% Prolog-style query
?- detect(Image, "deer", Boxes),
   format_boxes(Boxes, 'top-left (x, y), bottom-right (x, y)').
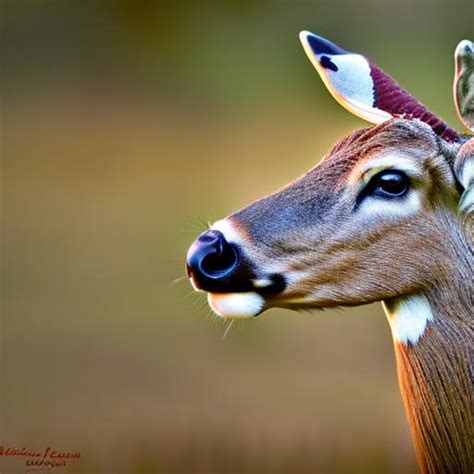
top-left (186, 32), bottom-right (473, 474)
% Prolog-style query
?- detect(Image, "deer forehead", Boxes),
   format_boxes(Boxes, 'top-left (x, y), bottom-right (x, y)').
top-left (311, 120), bottom-right (442, 187)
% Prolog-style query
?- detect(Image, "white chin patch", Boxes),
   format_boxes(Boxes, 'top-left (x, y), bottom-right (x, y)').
top-left (207, 292), bottom-right (265, 319)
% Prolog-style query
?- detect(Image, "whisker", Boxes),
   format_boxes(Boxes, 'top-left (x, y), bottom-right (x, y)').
top-left (179, 227), bottom-right (204, 234)
top-left (186, 291), bottom-right (229, 326)
top-left (180, 217), bottom-right (211, 235)
top-left (170, 276), bottom-right (187, 287)
top-left (193, 295), bottom-right (211, 320)
top-left (197, 216), bottom-right (211, 230)
top-left (221, 320), bottom-right (235, 341)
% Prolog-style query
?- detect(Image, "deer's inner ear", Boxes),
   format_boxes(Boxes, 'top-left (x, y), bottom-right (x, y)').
top-left (454, 39), bottom-right (474, 133)
top-left (299, 31), bottom-right (390, 125)
top-left (299, 31), bottom-right (459, 142)
top-left (455, 139), bottom-right (474, 213)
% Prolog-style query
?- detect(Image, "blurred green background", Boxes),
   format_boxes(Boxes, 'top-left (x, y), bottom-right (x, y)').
top-left (2, 1), bottom-right (472, 473)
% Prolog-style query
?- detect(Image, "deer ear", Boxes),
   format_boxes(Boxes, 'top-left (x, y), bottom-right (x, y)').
top-left (299, 31), bottom-right (459, 142)
top-left (454, 40), bottom-right (474, 133)
top-left (454, 138), bottom-right (474, 213)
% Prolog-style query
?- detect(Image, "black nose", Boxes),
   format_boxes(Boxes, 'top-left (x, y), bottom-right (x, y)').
top-left (187, 229), bottom-right (237, 277)
top-left (186, 230), bottom-right (246, 292)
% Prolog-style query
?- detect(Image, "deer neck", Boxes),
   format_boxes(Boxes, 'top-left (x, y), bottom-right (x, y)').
top-left (382, 242), bottom-right (473, 474)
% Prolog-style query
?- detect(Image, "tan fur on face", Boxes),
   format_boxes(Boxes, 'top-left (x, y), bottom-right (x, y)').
top-left (230, 119), bottom-right (463, 308)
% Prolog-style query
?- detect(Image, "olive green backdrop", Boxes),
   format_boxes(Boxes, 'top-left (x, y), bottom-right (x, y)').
top-left (2, 1), bottom-right (472, 473)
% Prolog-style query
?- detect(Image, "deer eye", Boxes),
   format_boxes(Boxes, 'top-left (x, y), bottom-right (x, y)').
top-left (368, 170), bottom-right (409, 198)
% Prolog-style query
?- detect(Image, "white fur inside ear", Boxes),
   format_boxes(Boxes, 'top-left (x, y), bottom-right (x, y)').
top-left (207, 292), bottom-right (264, 319)
top-left (325, 55), bottom-right (375, 107)
top-left (324, 55), bottom-right (391, 123)
top-left (459, 158), bottom-right (474, 189)
top-left (458, 158), bottom-right (474, 211)
top-left (299, 32), bottom-right (391, 124)
top-left (382, 295), bottom-right (433, 345)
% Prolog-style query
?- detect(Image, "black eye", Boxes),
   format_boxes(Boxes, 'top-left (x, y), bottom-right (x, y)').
top-left (369, 170), bottom-right (409, 198)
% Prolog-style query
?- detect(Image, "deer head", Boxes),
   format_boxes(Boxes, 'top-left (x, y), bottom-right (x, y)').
top-left (187, 33), bottom-right (472, 327)
top-left (186, 32), bottom-right (474, 473)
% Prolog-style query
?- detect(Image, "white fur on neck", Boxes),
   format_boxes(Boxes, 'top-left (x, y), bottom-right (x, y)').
top-left (382, 294), bottom-right (434, 345)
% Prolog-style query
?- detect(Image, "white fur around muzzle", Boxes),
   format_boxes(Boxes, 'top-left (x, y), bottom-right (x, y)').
top-left (207, 292), bottom-right (265, 319)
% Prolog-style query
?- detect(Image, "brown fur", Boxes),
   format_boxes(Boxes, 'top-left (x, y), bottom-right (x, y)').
top-left (395, 325), bottom-right (473, 473)
top-left (392, 222), bottom-right (473, 473)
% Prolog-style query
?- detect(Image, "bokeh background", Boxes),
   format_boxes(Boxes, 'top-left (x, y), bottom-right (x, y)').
top-left (2, 1), bottom-right (472, 473)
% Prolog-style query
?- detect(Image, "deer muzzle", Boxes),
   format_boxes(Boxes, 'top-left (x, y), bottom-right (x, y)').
top-left (186, 224), bottom-right (286, 318)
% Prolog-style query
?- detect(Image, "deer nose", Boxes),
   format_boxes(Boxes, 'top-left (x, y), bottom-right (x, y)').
top-left (186, 230), bottom-right (242, 292)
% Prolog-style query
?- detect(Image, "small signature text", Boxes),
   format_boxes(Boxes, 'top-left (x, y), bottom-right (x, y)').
top-left (1, 446), bottom-right (81, 472)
